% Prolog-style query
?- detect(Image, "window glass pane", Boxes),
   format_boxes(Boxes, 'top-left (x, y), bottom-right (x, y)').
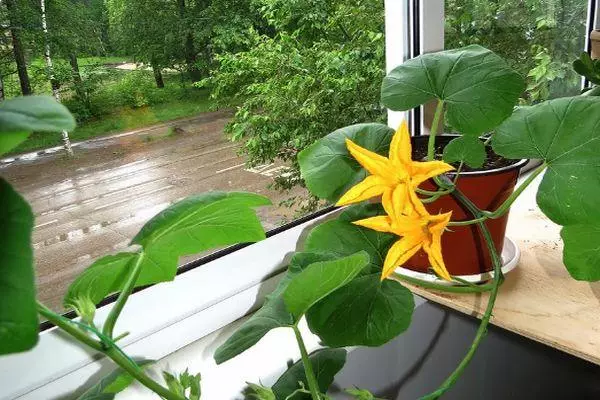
top-left (445, 0), bottom-right (589, 102)
top-left (0, 0), bottom-right (385, 312)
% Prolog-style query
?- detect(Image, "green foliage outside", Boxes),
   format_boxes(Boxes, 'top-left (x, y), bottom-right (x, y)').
top-left (204, 0), bottom-right (588, 198)
top-left (204, 0), bottom-right (386, 193)
top-left (445, 0), bottom-right (588, 102)
top-left (13, 72), bottom-right (213, 153)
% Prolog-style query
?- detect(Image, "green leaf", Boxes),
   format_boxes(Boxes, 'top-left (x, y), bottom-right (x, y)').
top-left (306, 274), bottom-right (414, 347)
top-left (304, 211), bottom-right (396, 275)
top-left (214, 252), bottom-right (336, 364)
top-left (244, 383), bottom-right (276, 400)
top-left (561, 225), bottom-right (600, 281)
top-left (442, 136), bottom-right (486, 168)
top-left (492, 97), bottom-right (600, 226)
top-left (271, 348), bottom-right (347, 400)
top-left (131, 191), bottom-right (270, 287)
top-left (64, 252), bottom-right (138, 308)
top-left (381, 45), bottom-right (524, 135)
top-left (298, 123), bottom-right (394, 202)
top-left (162, 371), bottom-right (185, 397)
top-left (176, 369), bottom-right (201, 400)
top-left (0, 131), bottom-right (29, 156)
top-left (345, 388), bottom-right (385, 400)
top-left (573, 53), bottom-right (600, 84)
top-left (283, 251), bottom-right (370, 318)
top-left (77, 360), bottom-right (154, 399)
top-left (0, 95), bottom-right (76, 133)
top-left (302, 211), bottom-right (414, 347)
top-left (0, 178), bottom-right (38, 355)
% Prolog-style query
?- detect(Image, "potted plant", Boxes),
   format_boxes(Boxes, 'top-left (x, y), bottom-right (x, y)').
top-left (218, 44), bottom-right (600, 399)
top-left (2, 44), bottom-right (600, 400)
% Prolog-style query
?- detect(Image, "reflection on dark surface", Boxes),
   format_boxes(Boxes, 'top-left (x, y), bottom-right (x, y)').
top-left (330, 302), bottom-right (600, 399)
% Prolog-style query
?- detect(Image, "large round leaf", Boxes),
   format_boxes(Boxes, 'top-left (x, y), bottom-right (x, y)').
top-left (304, 207), bottom-right (396, 275)
top-left (493, 96), bottom-right (600, 282)
top-left (493, 96), bottom-right (600, 226)
top-left (298, 123), bottom-right (394, 202)
top-left (283, 251), bottom-right (369, 319)
top-left (306, 274), bottom-right (414, 347)
top-left (214, 252), bottom-right (337, 364)
top-left (0, 178), bottom-right (38, 355)
top-left (561, 225), bottom-right (600, 281)
top-left (442, 136), bottom-right (486, 168)
top-left (271, 348), bottom-right (347, 400)
top-left (382, 45), bottom-right (524, 135)
top-left (0, 95), bottom-right (75, 133)
top-left (64, 252), bottom-right (138, 308)
top-left (132, 191), bottom-right (270, 285)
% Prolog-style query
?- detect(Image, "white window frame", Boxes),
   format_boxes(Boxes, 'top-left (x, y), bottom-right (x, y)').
top-left (1, 1), bottom-right (598, 399)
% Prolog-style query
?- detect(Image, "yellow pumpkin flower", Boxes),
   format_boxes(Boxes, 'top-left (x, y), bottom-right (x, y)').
top-left (353, 192), bottom-right (453, 281)
top-left (336, 120), bottom-right (454, 216)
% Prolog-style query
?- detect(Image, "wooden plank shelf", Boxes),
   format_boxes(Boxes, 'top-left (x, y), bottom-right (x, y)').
top-left (401, 175), bottom-right (600, 365)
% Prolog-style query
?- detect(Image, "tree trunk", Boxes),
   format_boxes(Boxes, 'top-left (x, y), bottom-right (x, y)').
top-left (177, 0), bottom-right (201, 82)
top-left (151, 59), bottom-right (164, 88)
top-left (69, 53), bottom-right (88, 107)
top-left (0, 75), bottom-right (5, 101)
top-left (41, 0), bottom-right (73, 156)
top-left (5, 0), bottom-right (32, 95)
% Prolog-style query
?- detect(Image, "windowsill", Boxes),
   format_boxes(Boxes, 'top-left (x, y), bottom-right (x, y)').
top-left (402, 173), bottom-right (600, 366)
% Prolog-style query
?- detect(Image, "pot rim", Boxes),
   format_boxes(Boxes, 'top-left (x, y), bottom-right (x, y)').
top-left (412, 134), bottom-right (529, 177)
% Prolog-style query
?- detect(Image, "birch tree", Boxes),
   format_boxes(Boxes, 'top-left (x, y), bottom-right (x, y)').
top-left (40, 0), bottom-right (72, 156)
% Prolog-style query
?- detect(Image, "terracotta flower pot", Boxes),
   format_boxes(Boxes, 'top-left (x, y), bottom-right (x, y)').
top-left (406, 135), bottom-right (527, 276)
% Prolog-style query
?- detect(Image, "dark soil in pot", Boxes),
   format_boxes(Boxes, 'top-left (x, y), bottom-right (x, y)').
top-left (406, 134), bottom-right (527, 276)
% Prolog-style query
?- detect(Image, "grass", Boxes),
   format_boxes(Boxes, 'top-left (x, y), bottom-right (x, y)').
top-left (78, 56), bottom-right (132, 66)
top-left (15, 88), bottom-right (215, 153)
top-left (5, 55), bottom-right (221, 154)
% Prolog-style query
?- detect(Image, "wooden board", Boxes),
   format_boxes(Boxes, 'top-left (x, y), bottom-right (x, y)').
top-left (400, 176), bottom-right (600, 365)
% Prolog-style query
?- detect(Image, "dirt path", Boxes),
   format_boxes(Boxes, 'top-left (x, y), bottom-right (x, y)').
top-left (0, 111), bottom-right (307, 311)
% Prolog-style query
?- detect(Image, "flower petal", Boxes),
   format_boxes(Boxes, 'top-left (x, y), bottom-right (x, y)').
top-left (410, 160), bottom-right (455, 186)
top-left (389, 120), bottom-right (412, 165)
top-left (336, 175), bottom-right (389, 206)
top-left (381, 183), bottom-right (408, 220)
top-left (381, 236), bottom-right (423, 280)
top-left (428, 211), bottom-right (453, 235)
top-left (404, 188), bottom-right (429, 216)
top-left (345, 138), bottom-right (395, 178)
top-left (423, 234), bottom-right (452, 281)
top-left (352, 215), bottom-right (393, 233)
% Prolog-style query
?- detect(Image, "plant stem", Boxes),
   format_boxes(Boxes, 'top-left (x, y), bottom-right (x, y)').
top-left (482, 162), bottom-right (546, 219)
top-left (105, 347), bottom-right (185, 400)
top-left (292, 325), bottom-right (321, 400)
top-left (445, 162), bottom-right (546, 226)
top-left (451, 162), bottom-right (464, 186)
top-left (393, 273), bottom-right (493, 293)
top-left (419, 189), bottom-right (504, 400)
top-left (427, 100), bottom-right (445, 160)
top-left (37, 302), bottom-right (103, 351)
top-left (447, 216), bottom-right (487, 226)
top-left (103, 251), bottom-right (145, 338)
top-left (416, 187), bottom-right (453, 197)
top-left (421, 194), bottom-right (442, 204)
top-left (38, 302), bottom-right (185, 400)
